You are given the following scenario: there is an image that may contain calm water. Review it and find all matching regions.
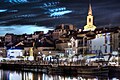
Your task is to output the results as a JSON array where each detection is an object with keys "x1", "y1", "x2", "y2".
[{"x1": 0, "y1": 70, "x2": 120, "y2": 80}]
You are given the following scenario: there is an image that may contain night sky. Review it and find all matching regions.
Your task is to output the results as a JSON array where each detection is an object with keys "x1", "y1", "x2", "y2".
[{"x1": 0, "y1": 0, "x2": 120, "y2": 35}]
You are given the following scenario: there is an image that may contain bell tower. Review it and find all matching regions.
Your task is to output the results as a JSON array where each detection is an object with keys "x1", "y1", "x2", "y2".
[
  {"x1": 84, "y1": 3, "x2": 96, "y2": 31},
  {"x1": 87, "y1": 4, "x2": 93, "y2": 26}
]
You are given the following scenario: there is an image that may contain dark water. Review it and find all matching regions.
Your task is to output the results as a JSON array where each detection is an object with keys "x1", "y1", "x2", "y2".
[{"x1": 0, "y1": 70, "x2": 120, "y2": 80}]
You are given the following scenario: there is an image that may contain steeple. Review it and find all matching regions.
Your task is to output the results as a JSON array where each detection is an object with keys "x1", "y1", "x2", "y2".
[
  {"x1": 83, "y1": 2, "x2": 96, "y2": 31},
  {"x1": 87, "y1": 3, "x2": 93, "y2": 26},
  {"x1": 88, "y1": 4, "x2": 92, "y2": 15}
]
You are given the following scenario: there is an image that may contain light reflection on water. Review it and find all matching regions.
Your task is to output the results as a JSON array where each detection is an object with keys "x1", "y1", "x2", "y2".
[{"x1": 0, "y1": 70, "x2": 119, "y2": 80}]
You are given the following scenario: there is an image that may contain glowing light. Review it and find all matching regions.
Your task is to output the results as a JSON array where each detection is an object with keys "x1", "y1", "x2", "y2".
[
  {"x1": 49, "y1": 7, "x2": 66, "y2": 12},
  {"x1": 6, "y1": 0, "x2": 28, "y2": 4},
  {"x1": 14, "y1": 14, "x2": 37, "y2": 18},
  {"x1": 0, "y1": 9, "x2": 7, "y2": 12},
  {"x1": 50, "y1": 10, "x2": 72, "y2": 17},
  {"x1": 43, "y1": 2, "x2": 58, "y2": 7},
  {"x1": 8, "y1": 10, "x2": 18, "y2": 12}
]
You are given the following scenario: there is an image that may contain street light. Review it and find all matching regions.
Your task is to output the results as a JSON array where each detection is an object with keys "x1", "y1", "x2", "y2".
[{"x1": 49, "y1": 51, "x2": 51, "y2": 54}]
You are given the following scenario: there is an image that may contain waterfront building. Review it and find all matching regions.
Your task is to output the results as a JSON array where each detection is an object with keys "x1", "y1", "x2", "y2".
[
  {"x1": 110, "y1": 28, "x2": 120, "y2": 52},
  {"x1": 52, "y1": 24, "x2": 77, "y2": 40},
  {"x1": 77, "y1": 30, "x2": 96, "y2": 55},
  {"x1": 5, "y1": 33, "x2": 15, "y2": 43},
  {"x1": 15, "y1": 35, "x2": 25, "y2": 42},
  {"x1": 86, "y1": 27, "x2": 120, "y2": 54},
  {"x1": 32, "y1": 31, "x2": 44, "y2": 40},
  {"x1": 0, "y1": 36, "x2": 5, "y2": 48},
  {"x1": 24, "y1": 34, "x2": 33, "y2": 41},
  {"x1": 7, "y1": 48, "x2": 24, "y2": 58},
  {"x1": 74, "y1": 3, "x2": 97, "y2": 55},
  {"x1": 0, "y1": 36, "x2": 4, "y2": 43},
  {"x1": 0, "y1": 47, "x2": 6, "y2": 57},
  {"x1": 89, "y1": 31, "x2": 111, "y2": 54},
  {"x1": 4, "y1": 33, "x2": 17, "y2": 50}
]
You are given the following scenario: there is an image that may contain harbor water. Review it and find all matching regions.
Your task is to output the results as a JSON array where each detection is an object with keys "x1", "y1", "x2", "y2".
[{"x1": 0, "y1": 69, "x2": 120, "y2": 80}]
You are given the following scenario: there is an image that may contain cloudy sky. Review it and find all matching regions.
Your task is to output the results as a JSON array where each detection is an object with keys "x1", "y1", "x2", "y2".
[{"x1": 0, "y1": 0, "x2": 120, "y2": 35}]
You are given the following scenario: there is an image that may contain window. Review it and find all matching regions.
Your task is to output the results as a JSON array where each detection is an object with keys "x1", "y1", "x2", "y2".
[{"x1": 89, "y1": 18, "x2": 91, "y2": 22}]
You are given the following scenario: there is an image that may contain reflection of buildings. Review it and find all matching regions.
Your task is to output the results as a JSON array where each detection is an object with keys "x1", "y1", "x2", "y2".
[
  {"x1": 0, "y1": 70, "x2": 113, "y2": 80},
  {"x1": 0, "y1": 70, "x2": 35, "y2": 80},
  {"x1": 0, "y1": 70, "x2": 22, "y2": 80}
]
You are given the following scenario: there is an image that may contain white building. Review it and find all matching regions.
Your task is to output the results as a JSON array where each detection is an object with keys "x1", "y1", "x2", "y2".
[
  {"x1": 7, "y1": 49, "x2": 24, "y2": 58},
  {"x1": 88, "y1": 33, "x2": 111, "y2": 54}
]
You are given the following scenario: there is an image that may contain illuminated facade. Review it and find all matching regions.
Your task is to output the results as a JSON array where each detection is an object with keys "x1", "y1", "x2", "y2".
[
  {"x1": 89, "y1": 33, "x2": 111, "y2": 53},
  {"x1": 84, "y1": 4, "x2": 96, "y2": 31}
]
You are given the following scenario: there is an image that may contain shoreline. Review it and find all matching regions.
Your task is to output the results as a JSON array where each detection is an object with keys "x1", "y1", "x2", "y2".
[{"x1": 0, "y1": 61, "x2": 119, "y2": 75}]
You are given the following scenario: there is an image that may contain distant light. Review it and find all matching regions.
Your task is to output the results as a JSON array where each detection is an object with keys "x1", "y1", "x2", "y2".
[
  {"x1": 28, "y1": 56, "x2": 34, "y2": 61},
  {"x1": 15, "y1": 14, "x2": 37, "y2": 18},
  {"x1": 7, "y1": 0, "x2": 28, "y2": 4},
  {"x1": 8, "y1": 10, "x2": 18, "y2": 12},
  {"x1": 0, "y1": 9, "x2": 7, "y2": 12},
  {"x1": 0, "y1": 50, "x2": 2, "y2": 53},
  {"x1": 50, "y1": 10, "x2": 72, "y2": 17},
  {"x1": 112, "y1": 51, "x2": 118, "y2": 55},
  {"x1": 49, "y1": 51, "x2": 51, "y2": 54},
  {"x1": 49, "y1": 7, "x2": 66, "y2": 12},
  {"x1": 79, "y1": 29, "x2": 82, "y2": 32},
  {"x1": 68, "y1": 43, "x2": 71, "y2": 46},
  {"x1": 38, "y1": 52, "x2": 40, "y2": 54},
  {"x1": 39, "y1": 40, "x2": 41, "y2": 42}
]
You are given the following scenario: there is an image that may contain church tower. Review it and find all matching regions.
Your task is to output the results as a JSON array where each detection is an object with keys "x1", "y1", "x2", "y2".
[{"x1": 84, "y1": 3, "x2": 96, "y2": 31}]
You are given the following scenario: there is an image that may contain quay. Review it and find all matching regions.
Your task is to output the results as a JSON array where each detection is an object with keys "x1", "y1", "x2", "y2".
[{"x1": 0, "y1": 61, "x2": 118, "y2": 75}]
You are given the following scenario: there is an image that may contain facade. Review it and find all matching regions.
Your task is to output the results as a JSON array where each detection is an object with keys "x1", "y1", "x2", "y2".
[
  {"x1": 89, "y1": 33, "x2": 111, "y2": 54},
  {"x1": 7, "y1": 48, "x2": 24, "y2": 58},
  {"x1": 52, "y1": 24, "x2": 76, "y2": 40},
  {"x1": 32, "y1": 31, "x2": 44, "y2": 40},
  {"x1": 110, "y1": 28, "x2": 120, "y2": 52},
  {"x1": 0, "y1": 36, "x2": 4, "y2": 42},
  {"x1": 65, "y1": 37, "x2": 80, "y2": 57},
  {"x1": 0, "y1": 47, "x2": 6, "y2": 57},
  {"x1": 87, "y1": 27, "x2": 120, "y2": 54},
  {"x1": 5, "y1": 33, "x2": 15, "y2": 43}
]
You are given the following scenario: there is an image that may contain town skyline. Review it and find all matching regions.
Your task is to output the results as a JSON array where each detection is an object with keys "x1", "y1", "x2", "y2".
[
  {"x1": 0, "y1": 1, "x2": 120, "y2": 79},
  {"x1": 0, "y1": 0, "x2": 120, "y2": 35}
]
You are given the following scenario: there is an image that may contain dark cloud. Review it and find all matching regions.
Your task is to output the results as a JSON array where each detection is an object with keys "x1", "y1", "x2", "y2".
[{"x1": 0, "y1": 0, "x2": 120, "y2": 28}]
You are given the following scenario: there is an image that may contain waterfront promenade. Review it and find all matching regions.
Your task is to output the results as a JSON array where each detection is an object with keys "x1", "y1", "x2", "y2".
[{"x1": 0, "y1": 60, "x2": 118, "y2": 75}]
